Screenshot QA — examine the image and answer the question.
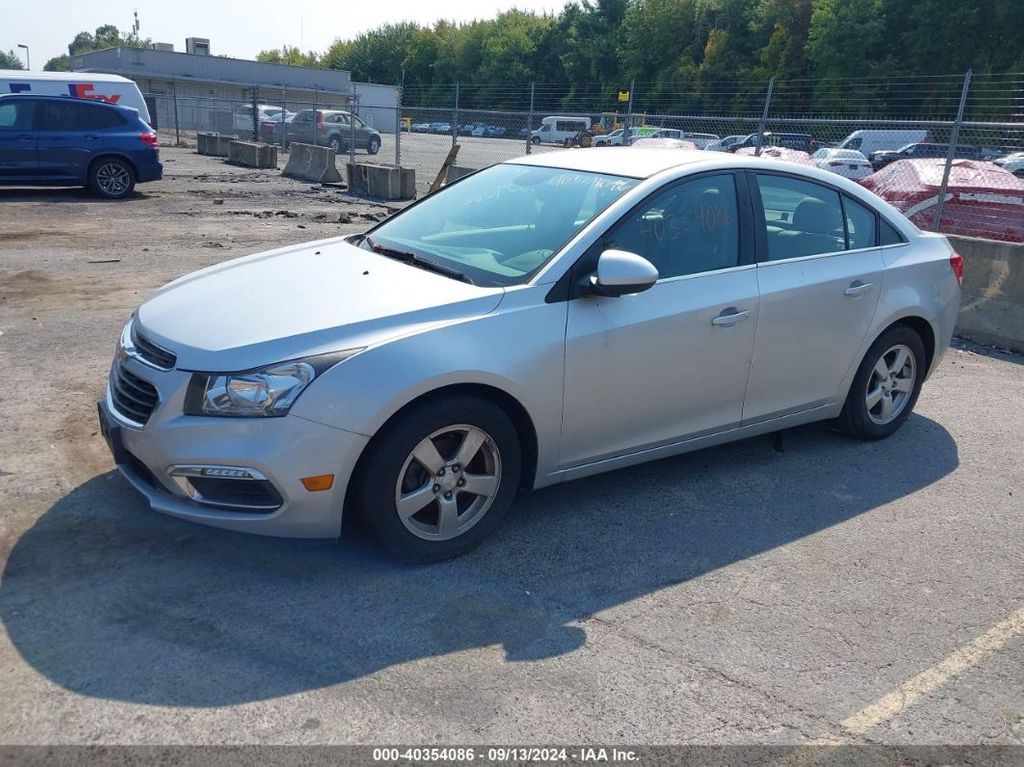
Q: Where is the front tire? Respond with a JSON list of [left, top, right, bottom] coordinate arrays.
[[839, 325, 926, 440], [89, 158, 136, 200], [354, 397, 521, 563], [367, 136, 381, 155]]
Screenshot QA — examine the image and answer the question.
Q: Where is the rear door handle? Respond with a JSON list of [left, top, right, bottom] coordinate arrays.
[[711, 309, 751, 327], [844, 281, 874, 297]]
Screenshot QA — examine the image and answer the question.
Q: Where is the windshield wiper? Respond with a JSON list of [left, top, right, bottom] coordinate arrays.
[[363, 236, 474, 285]]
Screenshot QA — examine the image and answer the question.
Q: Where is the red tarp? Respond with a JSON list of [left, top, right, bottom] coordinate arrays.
[[859, 159, 1024, 242]]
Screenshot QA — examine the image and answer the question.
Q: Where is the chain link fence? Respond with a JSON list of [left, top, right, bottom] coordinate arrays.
[[149, 73, 1024, 242]]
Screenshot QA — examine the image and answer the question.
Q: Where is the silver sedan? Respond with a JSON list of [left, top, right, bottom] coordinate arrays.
[[100, 149, 962, 561]]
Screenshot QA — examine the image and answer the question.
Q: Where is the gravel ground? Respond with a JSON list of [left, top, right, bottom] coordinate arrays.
[[0, 147, 1021, 748]]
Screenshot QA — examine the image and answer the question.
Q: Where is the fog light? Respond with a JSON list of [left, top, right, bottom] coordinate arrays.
[[166, 464, 282, 512], [301, 474, 335, 492]]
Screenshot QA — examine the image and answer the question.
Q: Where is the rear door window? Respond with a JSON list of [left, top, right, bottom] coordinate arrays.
[[755, 174, 845, 260], [38, 101, 91, 131]]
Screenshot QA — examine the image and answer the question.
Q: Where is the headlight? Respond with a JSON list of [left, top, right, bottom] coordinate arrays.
[[184, 350, 361, 417]]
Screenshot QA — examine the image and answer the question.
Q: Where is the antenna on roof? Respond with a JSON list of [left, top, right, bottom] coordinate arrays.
[[132, 9, 140, 36]]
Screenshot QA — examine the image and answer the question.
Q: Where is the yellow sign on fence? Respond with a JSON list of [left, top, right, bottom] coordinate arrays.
[[618, 90, 630, 103]]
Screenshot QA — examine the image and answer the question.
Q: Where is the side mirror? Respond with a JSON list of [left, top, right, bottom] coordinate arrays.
[[588, 249, 659, 297]]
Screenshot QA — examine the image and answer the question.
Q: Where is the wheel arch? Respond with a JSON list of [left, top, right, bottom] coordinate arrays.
[[348, 382, 540, 502], [871, 314, 937, 376], [87, 152, 138, 182]]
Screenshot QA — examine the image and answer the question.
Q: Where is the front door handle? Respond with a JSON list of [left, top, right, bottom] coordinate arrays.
[[711, 309, 751, 327], [844, 281, 874, 297]]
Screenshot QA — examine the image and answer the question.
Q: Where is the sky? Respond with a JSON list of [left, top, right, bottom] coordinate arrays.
[[3, 0, 565, 70]]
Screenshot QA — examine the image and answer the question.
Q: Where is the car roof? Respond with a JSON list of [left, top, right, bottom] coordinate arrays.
[[507, 147, 755, 178]]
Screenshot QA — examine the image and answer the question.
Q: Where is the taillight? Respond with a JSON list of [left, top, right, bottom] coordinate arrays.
[[950, 252, 964, 286], [139, 132, 158, 148], [316, 112, 323, 126]]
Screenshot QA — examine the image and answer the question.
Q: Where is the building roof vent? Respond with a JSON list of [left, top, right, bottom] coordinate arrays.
[[185, 38, 210, 56]]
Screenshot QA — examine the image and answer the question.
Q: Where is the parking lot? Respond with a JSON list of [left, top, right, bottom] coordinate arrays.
[[0, 146, 1022, 747]]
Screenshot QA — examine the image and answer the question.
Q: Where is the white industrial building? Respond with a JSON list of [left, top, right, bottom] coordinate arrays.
[[71, 44, 400, 134]]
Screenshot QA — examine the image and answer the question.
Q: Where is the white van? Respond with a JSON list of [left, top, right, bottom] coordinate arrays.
[[0, 70, 151, 124], [531, 115, 590, 145], [836, 129, 929, 156]]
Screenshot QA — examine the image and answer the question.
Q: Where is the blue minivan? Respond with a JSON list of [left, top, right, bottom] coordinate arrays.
[[0, 94, 162, 199]]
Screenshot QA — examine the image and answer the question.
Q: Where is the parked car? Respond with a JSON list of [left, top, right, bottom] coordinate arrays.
[[592, 126, 658, 146], [835, 129, 930, 156], [0, 69, 152, 125], [994, 151, 1024, 176], [682, 132, 720, 149], [705, 134, 746, 152], [232, 104, 288, 133], [284, 109, 381, 155], [411, 122, 431, 133], [0, 94, 162, 199], [812, 147, 873, 180], [869, 143, 984, 171], [730, 132, 815, 153], [99, 148, 960, 561], [649, 128, 684, 140], [429, 122, 452, 134], [259, 110, 296, 142]]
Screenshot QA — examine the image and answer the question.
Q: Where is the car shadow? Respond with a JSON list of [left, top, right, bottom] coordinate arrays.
[[0, 415, 958, 707]]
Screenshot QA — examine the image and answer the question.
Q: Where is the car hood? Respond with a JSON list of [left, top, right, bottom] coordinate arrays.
[[136, 236, 505, 371]]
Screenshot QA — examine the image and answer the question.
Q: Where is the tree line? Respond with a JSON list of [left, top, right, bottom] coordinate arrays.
[[256, 0, 1024, 117]]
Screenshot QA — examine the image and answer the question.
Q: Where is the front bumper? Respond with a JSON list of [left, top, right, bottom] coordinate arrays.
[[99, 356, 368, 538]]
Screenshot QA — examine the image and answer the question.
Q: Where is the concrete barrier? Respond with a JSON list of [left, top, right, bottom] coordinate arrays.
[[197, 132, 234, 157], [949, 235, 1024, 352], [227, 141, 277, 169], [445, 165, 476, 184], [347, 163, 416, 201], [281, 143, 343, 184]]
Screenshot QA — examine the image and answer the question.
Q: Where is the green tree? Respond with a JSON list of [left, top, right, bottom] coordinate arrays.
[[43, 55, 71, 71], [0, 49, 25, 69], [257, 45, 320, 68]]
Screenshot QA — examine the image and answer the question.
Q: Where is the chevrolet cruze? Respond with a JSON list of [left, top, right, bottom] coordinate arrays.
[[99, 148, 962, 561]]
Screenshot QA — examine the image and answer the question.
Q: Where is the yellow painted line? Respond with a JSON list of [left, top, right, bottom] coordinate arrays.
[[841, 606, 1024, 736]]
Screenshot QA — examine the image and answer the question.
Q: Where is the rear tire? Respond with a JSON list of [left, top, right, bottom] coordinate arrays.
[[838, 325, 926, 440], [89, 158, 135, 200], [367, 136, 381, 155], [329, 136, 342, 153], [353, 397, 521, 563]]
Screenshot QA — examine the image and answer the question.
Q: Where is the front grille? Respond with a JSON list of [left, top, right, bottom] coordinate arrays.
[[131, 324, 177, 370], [109, 360, 159, 425]]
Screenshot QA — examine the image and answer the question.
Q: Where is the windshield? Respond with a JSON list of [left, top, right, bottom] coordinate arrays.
[[361, 164, 640, 287]]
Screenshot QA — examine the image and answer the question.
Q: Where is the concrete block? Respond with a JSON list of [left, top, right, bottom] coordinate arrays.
[[949, 234, 1024, 352], [445, 165, 476, 184], [197, 132, 234, 157], [281, 143, 343, 184], [227, 141, 277, 169], [347, 163, 416, 201]]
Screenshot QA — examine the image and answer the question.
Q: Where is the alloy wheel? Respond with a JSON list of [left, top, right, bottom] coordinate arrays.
[[395, 424, 502, 541], [865, 344, 916, 425], [95, 163, 131, 197]]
